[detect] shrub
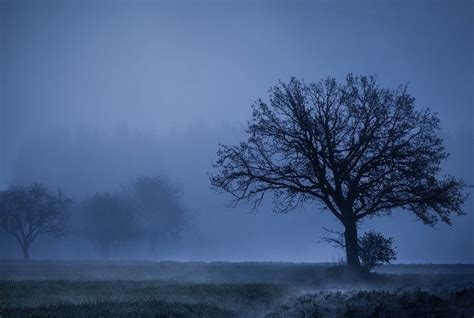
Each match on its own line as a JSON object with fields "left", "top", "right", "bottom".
{"left": 358, "top": 231, "right": 397, "bottom": 271}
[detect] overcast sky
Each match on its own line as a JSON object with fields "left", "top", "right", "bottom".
{"left": 0, "top": 0, "right": 473, "bottom": 262}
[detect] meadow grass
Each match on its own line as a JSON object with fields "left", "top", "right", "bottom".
{"left": 0, "top": 261, "right": 473, "bottom": 317}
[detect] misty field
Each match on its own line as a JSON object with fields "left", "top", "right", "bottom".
{"left": 0, "top": 261, "right": 473, "bottom": 317}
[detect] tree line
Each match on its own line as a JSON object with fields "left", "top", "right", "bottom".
{"left": 0, "top": 176, "right": 187, "bottom": 260}
{"left": 0, "top": 74, "right": 467, "bottom": 273}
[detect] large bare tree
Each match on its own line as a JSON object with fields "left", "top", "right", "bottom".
{"left": 0, "top": 182, "right": 71, "bottom": 260}
{"left": 210, "top": 74, "right": 466, "bottom": 272}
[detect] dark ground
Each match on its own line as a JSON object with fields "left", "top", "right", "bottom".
{"left": 0, "top": 261, "right": 473, "bottom": 317}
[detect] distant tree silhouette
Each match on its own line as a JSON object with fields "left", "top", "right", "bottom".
{"left": 0, "top": 182, "right": 71, "bottom": 260}
{"left": 76, "top": 193, "right": 136, "bottom": 259}
{"left": 210, "top": 74, "right": 466, "bottom": 272}
{"left": 124, "top": 176, "right": 187, "bottom": 254}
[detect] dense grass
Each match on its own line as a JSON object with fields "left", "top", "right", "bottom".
{"left": 0, "top": 261, "right": 473, "bottom": 317}
{"left": 0, "top": 300, "right": 236, "bottom": 318}
{"left": 266, "top": 288, "right": 474, "bottom": 317}
{"left": 0, "top": 280, "right": 287, "bottom": 314}
{"left": 0, "top": 260, "right": 331, "bottom": 283}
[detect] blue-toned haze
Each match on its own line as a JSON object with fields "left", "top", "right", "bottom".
{"left": 0, "top": 0, "right": 472, "bottom": 262}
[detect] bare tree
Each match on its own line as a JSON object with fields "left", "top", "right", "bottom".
{"left": 76, "top": 192, "right": 136, "bottom": 259}
{"left": 210, "top": 74, "right": 466, "bottom": 272}
{"left": 0, "top": 182, "right": 71, "bottom": 260}
{"left": 124, "top": 176, "right": 187, "bottom": 254}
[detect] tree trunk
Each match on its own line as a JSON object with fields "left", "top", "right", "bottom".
{"left": 22, "top": 244, "right": 30, "bottom": 261}
{"left": 343, "top": 218, "right": 361, "bottom": 272}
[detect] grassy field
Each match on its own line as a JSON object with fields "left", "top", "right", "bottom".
{"left": 0, "top": 261, "right": 473, "bottom": 317}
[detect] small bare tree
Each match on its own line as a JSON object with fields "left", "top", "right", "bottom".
{"left": 0, "top": 182, "right": 71, "bottom": 260}
{"left": 124, "top": 176, "right": 187, "bottom": 254}
{"left": 76, "top": 192, "right": 136, "bottom": 259}
{"left": 210, "top": 74, "right": 466, "bottom": 272}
